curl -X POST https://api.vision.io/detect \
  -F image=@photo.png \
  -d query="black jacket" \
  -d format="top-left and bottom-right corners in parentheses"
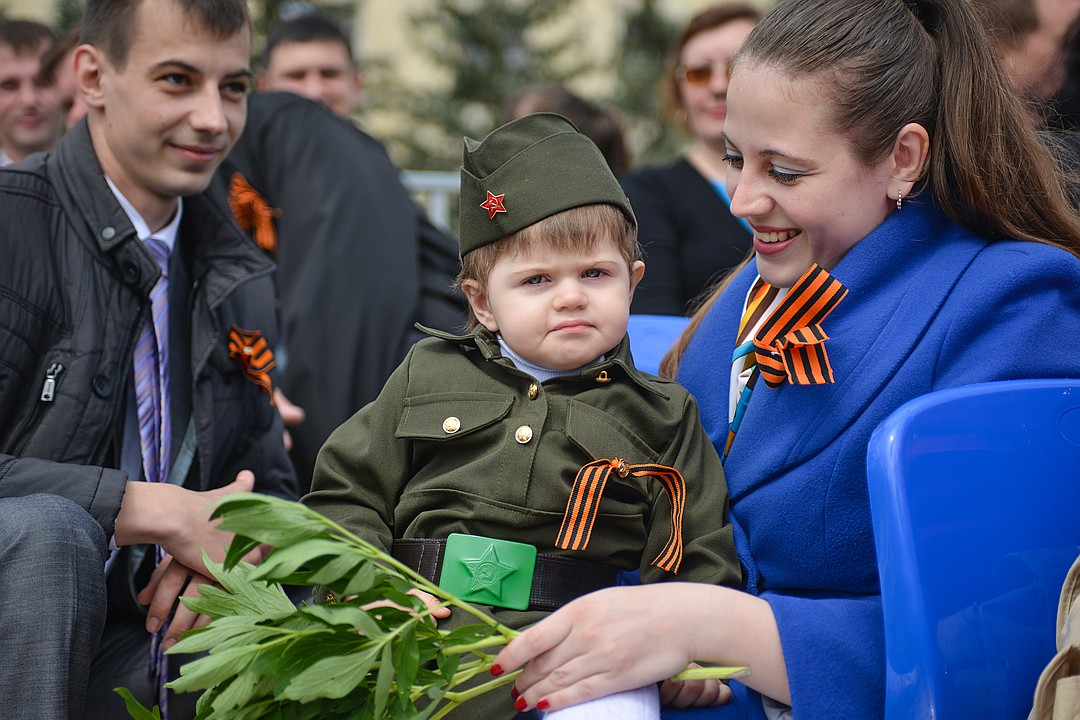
top-left (216, 92), bottom-right (467, 489)
top-left (0, 120), bottom-right (297, 540)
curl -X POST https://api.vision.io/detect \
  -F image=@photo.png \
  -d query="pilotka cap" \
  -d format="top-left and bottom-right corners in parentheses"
top-left (458, 112), bottom-right (636, 255)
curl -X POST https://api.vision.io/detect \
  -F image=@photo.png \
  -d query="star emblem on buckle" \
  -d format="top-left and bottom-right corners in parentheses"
top-left (463, 545), bottom-right (516, 599)
top-left (480, 190), bottom-right (507, 219)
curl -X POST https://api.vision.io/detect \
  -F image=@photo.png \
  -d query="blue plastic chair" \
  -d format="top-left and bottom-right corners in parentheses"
top-left (867, 379), bottom-right (1080, 720)
top-left (626, 314), bottom-right (691, 376)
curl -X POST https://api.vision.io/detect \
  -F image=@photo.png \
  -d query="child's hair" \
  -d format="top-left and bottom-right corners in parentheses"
top-left (456, 203), bottom-right (640, 330)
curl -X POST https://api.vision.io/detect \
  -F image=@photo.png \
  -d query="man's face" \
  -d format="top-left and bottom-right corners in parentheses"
top-left (260, 39), bottom-right (362, 117)
top-left (79, 0), bottom-right (252, 227)
top-left (0, 42), bottom-right (65, 162)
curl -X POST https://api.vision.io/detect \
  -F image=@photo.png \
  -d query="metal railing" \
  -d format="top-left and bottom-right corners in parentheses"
top-left (400, 170), bottom-right (459, 235)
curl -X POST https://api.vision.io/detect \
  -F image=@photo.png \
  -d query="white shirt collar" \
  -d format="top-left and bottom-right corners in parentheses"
top-left (104, 175), bottom-right (182, 250)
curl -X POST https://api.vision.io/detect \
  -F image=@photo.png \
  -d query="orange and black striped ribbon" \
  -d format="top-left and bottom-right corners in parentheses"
top-left (228, 172), bottom-right (280, 257)
top-left (227, 326), bottom-right (276, 404)
top-left (556, 458), bottom-right (686, 573)
top-left (753, 264), bottom-right (847, 388)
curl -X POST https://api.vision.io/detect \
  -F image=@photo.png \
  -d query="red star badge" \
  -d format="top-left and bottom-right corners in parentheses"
top-left (480, 191), bottom-right (507, 219)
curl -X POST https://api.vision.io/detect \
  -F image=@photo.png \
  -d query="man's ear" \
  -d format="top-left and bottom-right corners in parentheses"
top-left (74, 44), bottom-right (106, 111)
top-left (628, 260), bottom-right (646, 299)
top-left (889, 122), bottom-right (930, 202)
top-left (461, 279), bottom-right (499, 333)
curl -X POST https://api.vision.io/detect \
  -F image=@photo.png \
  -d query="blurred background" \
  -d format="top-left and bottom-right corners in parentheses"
top-left (0, 0), bottom-right (772, 173)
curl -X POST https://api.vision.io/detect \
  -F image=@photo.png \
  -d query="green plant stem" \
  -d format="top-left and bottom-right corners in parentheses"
top-left (431, 672), bottom-right (521, 720)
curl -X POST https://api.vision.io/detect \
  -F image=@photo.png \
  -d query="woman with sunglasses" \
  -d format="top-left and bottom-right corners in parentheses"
top-left (622, 3), bottom-right (762, 317)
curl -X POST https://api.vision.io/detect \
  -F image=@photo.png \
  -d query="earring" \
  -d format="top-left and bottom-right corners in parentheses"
top-left (896, 189), bottom-right (903, 211)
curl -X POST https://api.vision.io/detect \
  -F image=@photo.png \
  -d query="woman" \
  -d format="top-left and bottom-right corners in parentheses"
top-left (622, 4), bottom-right (761, 316)
top-left (492, 1), bottom-right (1080, 717)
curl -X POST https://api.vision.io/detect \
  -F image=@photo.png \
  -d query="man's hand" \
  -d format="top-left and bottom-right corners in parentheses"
top-left (114, 469), bottom-right (262, 577)
top-left (274, 388), bottom-right (305, 451)
top-left (137, 554), bottom-right (214, 647)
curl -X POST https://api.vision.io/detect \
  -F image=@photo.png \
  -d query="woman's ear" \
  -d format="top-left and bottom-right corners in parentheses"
top-left (890, 122), bottom-right (931, 202)
top-left (461, 279), bottom-right (499, 333)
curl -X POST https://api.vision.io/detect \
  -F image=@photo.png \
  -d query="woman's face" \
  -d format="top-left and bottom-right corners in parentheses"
top-left (677, 19), bottom-right (758, 144)
top-left (722, 63), bottom-right (895, 288)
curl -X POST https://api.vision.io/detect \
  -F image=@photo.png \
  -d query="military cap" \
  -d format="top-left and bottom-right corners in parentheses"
top-left (458, 112), bottom-right (636, 255)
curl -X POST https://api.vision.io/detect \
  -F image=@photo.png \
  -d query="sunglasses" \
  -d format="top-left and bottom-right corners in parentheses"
top-left (675, 62), bottom-right (730, 86)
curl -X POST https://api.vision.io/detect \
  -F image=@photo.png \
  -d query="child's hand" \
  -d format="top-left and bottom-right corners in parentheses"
top-left (658, 663), bottom-right (732, 708)
top-left (361, 588), bottom-right (452, 626)
top-left (409, 588), bottom-right (452, 626)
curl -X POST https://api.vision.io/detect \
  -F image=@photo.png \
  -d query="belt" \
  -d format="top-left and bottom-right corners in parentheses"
top-left (392, 538), bottom-right (620, 612)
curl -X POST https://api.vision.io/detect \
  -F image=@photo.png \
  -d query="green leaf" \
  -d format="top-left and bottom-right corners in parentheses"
top-left (113, 687), bottom-right (160, 719)
top-left (167, 646), bottom-right (255, 693)
top-left (394, 625), bottom-right (421, 695)
top-left (300, 603), bottom-right (386, 637)
top-left (373, 642), bottom-right (394, 718)
top-left (280, 646), bottom-right (381, 702)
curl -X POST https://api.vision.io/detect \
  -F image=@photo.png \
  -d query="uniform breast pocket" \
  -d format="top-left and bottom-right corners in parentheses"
top-left (396, 392), bottom-right (514, 443)
top-left (564, 400), bottom-right (662, 508)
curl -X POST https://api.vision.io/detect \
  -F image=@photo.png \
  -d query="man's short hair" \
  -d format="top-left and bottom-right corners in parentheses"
top-left (81, 0), bottom-right (249, 69)
top-left (263, 13), bottom-right (354, 69)
top-left (0, 19), bottom-right (56, 55)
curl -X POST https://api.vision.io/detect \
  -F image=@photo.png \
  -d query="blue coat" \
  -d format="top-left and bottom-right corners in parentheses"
top-left (679, 197), bottom-right (1080, 719)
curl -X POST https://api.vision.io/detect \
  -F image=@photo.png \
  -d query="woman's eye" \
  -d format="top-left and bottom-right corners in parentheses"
top-left (722, 153), bottom-right (744, 170)
top-left (768, 167), bottom-right (802, 185)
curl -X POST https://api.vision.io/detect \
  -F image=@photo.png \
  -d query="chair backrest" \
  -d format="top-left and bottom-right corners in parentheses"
top-left (867, 379), bottom-right (1080, 720)
top-left (626, 314), bottom-right (691, 377)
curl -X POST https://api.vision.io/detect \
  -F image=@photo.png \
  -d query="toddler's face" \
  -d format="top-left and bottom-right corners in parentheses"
top-left (464, 233), bottom-right (644, 371)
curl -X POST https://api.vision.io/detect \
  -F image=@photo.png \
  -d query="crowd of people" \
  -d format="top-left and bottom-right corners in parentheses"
top-left (3, 0), bottom-right (1080, 718)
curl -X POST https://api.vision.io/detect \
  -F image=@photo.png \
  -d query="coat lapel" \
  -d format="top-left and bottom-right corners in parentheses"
top-left (715, 198), bottom-right (988, 498)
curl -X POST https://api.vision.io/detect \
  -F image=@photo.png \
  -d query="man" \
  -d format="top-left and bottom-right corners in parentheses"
top-left (37, 26), bottom-right (88, 130)
top-left (0, 0), bottom-right (295, 718)
top-left (0, 19), bottom-right (65, 165)
top-left (258, 12), bottom-right (363, 118)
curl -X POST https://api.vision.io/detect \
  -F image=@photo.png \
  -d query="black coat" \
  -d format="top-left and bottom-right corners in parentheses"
top-left (0, 120), bottom-right (297, 539)
top-left (216, 93), bottom-right (467, 490)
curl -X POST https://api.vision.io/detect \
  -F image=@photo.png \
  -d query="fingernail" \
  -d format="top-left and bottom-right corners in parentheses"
top-left (146, 617), bottom-right (162, 634)
top-left (537, 699), bottom-right (551, 711)
top-left (510, 687), bottom-right (520, 700)
top-left (163, 637), bottom-right (177, 650)
top-left (514, 696), bottom-right (528, 712)
top-left (490, 663), bottom-right (504, 677)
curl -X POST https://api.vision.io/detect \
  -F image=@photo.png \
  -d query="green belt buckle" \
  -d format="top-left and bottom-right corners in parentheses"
top-left (439, 533), bottom-right (537, 611)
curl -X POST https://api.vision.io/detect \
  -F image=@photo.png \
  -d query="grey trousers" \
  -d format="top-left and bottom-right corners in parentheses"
top-left (0, 494), bottom-right (107, 720)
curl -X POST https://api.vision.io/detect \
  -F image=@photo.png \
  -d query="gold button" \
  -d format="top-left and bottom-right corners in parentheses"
top-left (528, 382), bottom-right (539, 400)
top-left (442, 416), bottom-right (461, 434)
top-left (515, 425), bottom-right (533, 444)
top-left (596, 370), bottom-right (611, 383)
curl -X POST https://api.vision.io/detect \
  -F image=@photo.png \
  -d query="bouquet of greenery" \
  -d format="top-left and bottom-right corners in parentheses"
top-left (118, 493), bottom-right (747, 719)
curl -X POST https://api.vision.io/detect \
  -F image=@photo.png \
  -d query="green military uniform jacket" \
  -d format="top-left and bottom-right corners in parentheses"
top-left (305, 326), bottom-right (740, 717)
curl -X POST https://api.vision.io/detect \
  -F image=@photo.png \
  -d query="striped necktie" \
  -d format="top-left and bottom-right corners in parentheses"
top-left (132, 236), bottom-right (172, 713)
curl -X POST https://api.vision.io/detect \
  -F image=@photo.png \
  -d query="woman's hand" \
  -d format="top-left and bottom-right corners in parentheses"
top-left (493, 584), bottom-right (704, 712)
top-left (492, 582), bottom-right (787, 713)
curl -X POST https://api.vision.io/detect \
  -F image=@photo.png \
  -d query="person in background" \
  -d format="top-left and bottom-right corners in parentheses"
top-left (0, 0), bottom-right (296, 716)
top-left (493, 1), bottom-right (1080, 717)
top-left (258, 11), bottom-right (363, 119)
top-left (620, 4), bottom-right (761, 316)
top-left (0, 19), bottom-right (64, 165)
top-left (502, 84), bottom-right (632, 179)
top-left (37, 26), bottom-right (87, 130)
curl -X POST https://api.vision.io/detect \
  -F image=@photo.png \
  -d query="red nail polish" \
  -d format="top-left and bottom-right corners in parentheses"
top-left (490, 663), bottom-right (504, 677)
top-left (514, 696), bottom-right (528, 712)
top-left (537, 699), bottom-right (551, 711)
top-left (510, 687), bottom-right (520, 700)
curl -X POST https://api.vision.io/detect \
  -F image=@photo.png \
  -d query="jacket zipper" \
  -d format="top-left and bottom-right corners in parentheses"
top-left (11, 362), bottom-right (66, 456)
